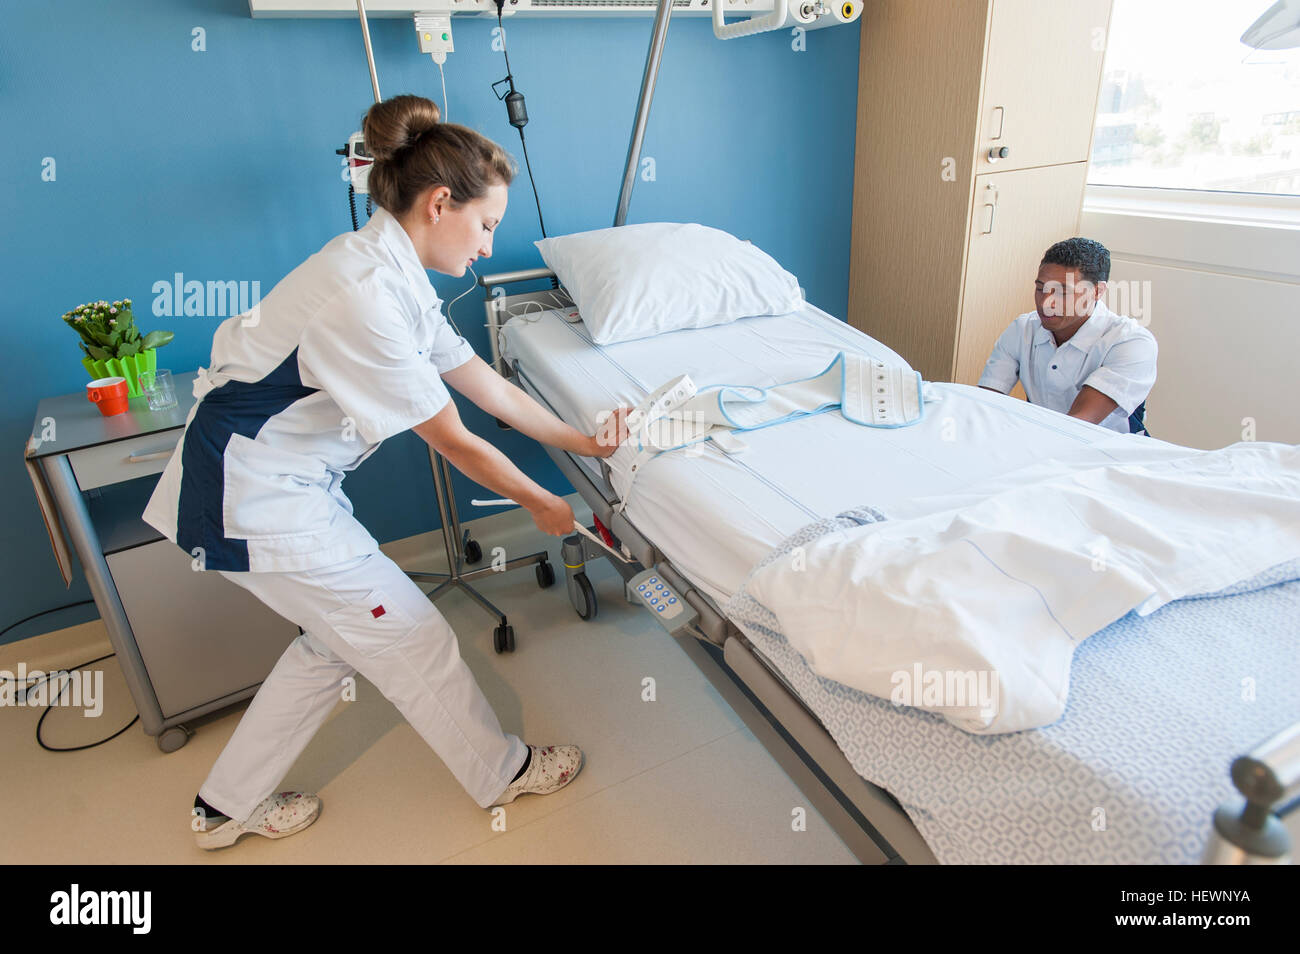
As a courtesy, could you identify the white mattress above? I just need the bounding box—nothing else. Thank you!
[500,301,1143,608]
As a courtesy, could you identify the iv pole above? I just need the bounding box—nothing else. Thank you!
[352,0,553,655]
[614,0,675,227]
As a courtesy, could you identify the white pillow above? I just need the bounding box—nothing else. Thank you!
[534,222,803,345]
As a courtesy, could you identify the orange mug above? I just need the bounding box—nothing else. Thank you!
[87,376,129,416]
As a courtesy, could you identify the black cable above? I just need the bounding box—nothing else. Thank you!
[1,599,96,642]
[492,1,558,290]
[1,600,138,748]
[0,649,139,751]
[515,128,548,240]
[33,655,140,751]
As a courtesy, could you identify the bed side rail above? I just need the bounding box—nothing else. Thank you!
[1204,721,1300,864]
[477,268,563,377]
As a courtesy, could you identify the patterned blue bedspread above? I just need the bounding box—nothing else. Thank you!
[723,508,1300,864]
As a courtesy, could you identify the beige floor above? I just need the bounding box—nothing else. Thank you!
[0,493,857,864]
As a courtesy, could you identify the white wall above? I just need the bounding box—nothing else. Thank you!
[1081,188,1300,450]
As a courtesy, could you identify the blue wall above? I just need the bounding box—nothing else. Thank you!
[1,0,861,644]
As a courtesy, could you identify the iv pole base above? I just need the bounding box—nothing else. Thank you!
[402,447,553,654]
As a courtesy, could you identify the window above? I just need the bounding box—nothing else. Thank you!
[1089,0,1300,196]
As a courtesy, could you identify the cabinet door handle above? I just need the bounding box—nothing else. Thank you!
[127,449,175,463]
[990,106,1005,140]
[982,202,996,235]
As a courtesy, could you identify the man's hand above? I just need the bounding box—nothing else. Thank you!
[587,406,633,459]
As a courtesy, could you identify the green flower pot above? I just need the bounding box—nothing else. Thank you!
[82,348,158,398]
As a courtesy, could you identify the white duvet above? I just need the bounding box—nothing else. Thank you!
[739,440,1300,734]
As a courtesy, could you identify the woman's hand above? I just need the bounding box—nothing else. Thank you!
[587,406,633,459]
[528,493,576,537]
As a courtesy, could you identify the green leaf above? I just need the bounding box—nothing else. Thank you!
[118,340,141,357]
[86,344,112,361]
[141,330,174,350]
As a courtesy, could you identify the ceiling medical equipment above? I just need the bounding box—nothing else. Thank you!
[248,1,860,34]
[614,0,858,225]
[1243,0,1300,50]
[338,0,549,250]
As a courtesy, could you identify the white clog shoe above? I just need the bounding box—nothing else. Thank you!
[194,791,321,850]
[490,745,584,807]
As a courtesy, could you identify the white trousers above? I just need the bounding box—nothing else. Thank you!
[200,551,527,823]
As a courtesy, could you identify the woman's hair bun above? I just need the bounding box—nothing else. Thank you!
[362,94,442,163]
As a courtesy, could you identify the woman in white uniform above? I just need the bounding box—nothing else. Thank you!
[143,94,630,849]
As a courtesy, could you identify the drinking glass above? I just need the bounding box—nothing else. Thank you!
[139,369,177,411]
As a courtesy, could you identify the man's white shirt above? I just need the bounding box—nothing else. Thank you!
[978,301,1157,434]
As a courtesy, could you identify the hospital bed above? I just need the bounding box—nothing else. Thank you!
[477,269,1300,865]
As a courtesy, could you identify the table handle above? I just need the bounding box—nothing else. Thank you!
[126,450,174,463]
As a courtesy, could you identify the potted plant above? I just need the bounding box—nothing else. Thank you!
[61,299,174,398]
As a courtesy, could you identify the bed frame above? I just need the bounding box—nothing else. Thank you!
[479,270,940,864]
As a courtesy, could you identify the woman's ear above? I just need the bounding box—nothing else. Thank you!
[428,185,452,220]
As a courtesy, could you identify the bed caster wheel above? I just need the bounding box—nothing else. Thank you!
[493,623,515,654]
[463,534,482,565]
[536,561,555,588]
[570,572,597,621]
[156,725,192,753]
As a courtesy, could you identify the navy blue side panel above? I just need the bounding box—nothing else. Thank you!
[176,348,318,572]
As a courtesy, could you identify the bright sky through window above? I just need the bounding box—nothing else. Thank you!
[1090,0,1300,195]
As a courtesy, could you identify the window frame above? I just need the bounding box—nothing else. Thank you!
[1080,183,1300,281]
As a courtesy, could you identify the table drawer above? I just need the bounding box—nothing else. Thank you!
[70,431,182,490]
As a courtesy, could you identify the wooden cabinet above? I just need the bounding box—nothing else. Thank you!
[954,162,1091,385]
[848,0,1113,385]
[980,0,1113,173]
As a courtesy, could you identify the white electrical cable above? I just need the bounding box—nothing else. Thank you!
[443,262,478,338]
[437,58,448,123]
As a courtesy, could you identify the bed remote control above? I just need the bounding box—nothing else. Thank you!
[626,568,698,635]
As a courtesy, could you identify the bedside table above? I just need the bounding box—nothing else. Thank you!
[24,371,299,752]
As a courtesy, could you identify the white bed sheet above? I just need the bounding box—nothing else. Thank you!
[499,302,1148,608]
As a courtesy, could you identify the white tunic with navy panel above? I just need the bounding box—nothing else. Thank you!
[143,207,474,573]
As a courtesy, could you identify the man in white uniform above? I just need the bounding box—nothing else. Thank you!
[144,96,629,848]
[979,237,1157,434]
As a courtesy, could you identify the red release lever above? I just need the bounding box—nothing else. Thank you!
[592,514,616,549]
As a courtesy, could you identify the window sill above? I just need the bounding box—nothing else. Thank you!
[1079,185,1300,282]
